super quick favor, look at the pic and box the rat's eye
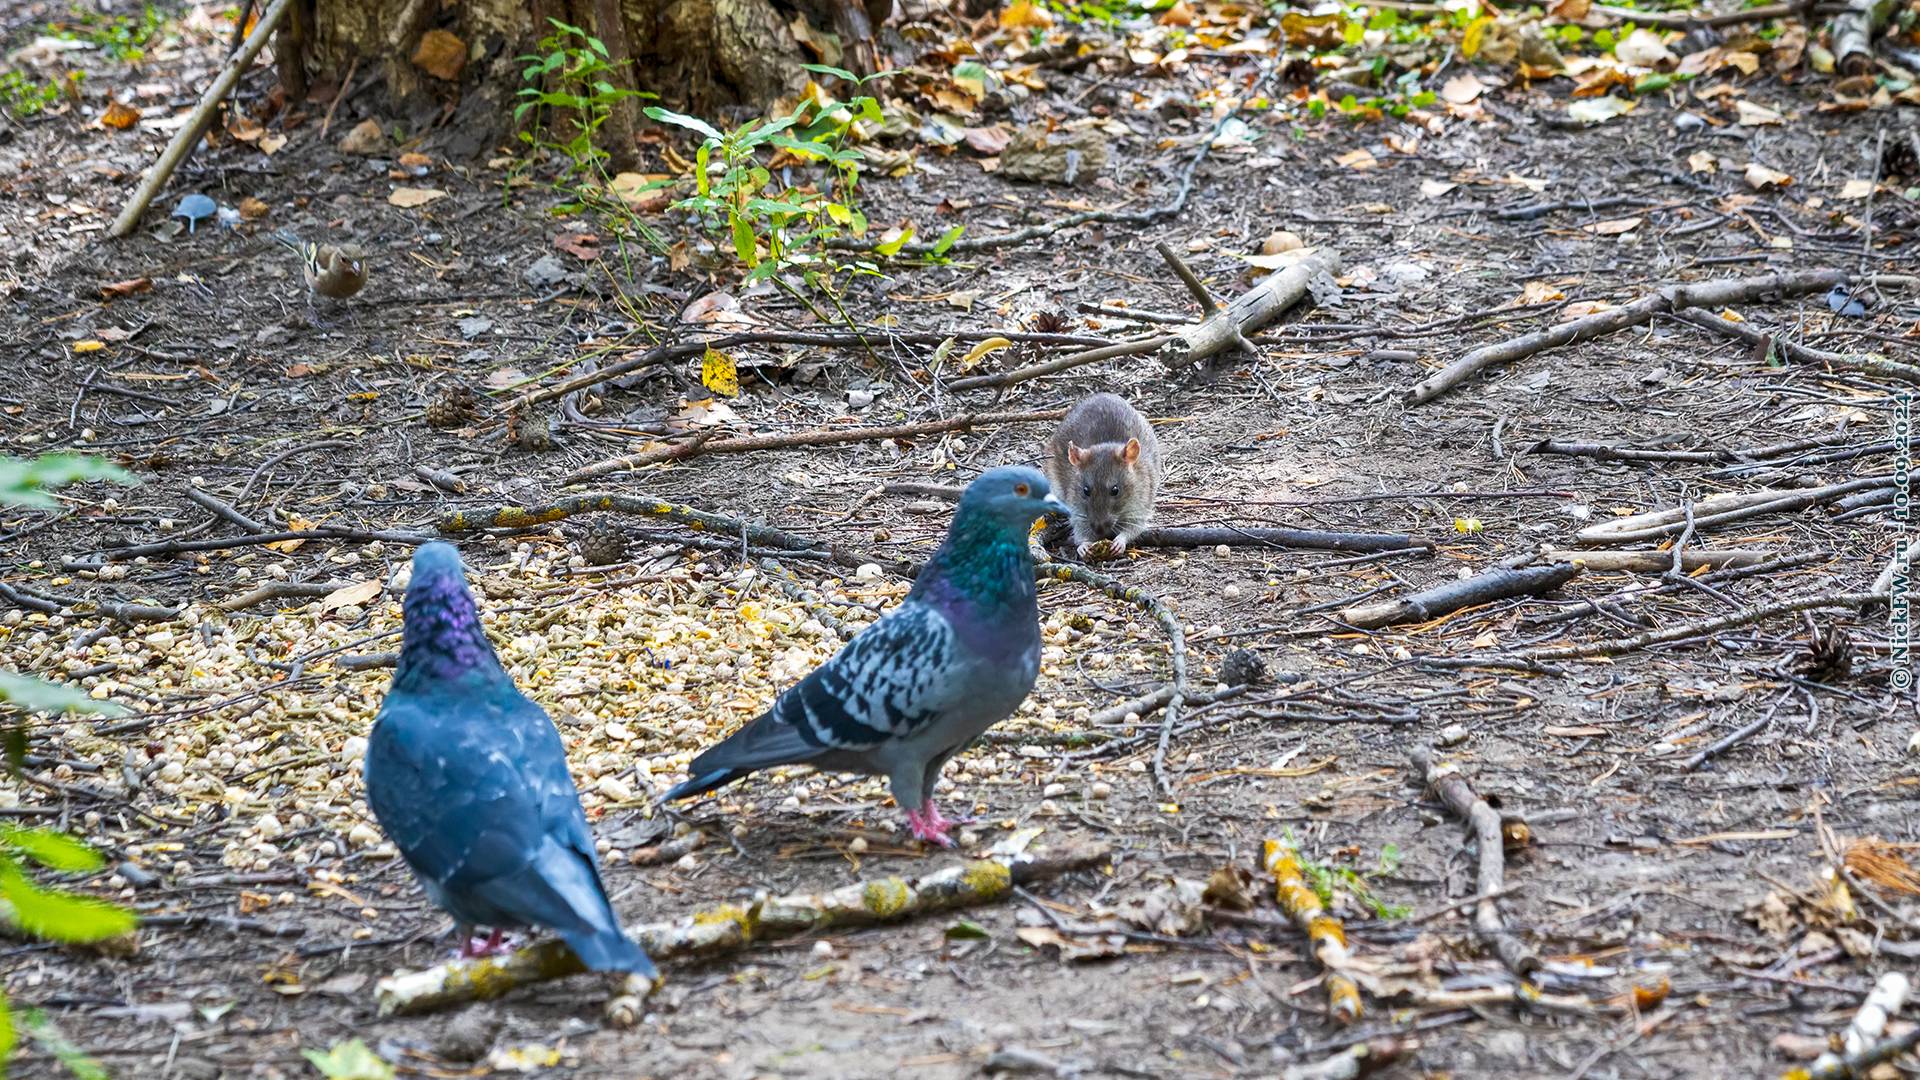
[1109,484,1121,497]
[1081,483,1092,498]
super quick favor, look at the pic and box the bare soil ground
[3,3,1919,1078]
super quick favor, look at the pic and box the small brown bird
[276,230,367,320]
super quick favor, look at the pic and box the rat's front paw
[1075,541,1099,560]
[1109,536,1130,555]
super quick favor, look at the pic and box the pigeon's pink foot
[922,800,975,831]
[904,806,957,848]
[458,928,513,959]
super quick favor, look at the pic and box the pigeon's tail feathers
[662,712,822,802]
[562,925,656,976]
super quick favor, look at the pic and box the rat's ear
[1067,442,1087,467]
[1119,438,1141,465]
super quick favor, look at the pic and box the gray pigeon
[664,466,1061,846]
[364,543,653,974]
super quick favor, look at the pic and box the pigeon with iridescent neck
[364,543,653,976]
[663,466,1062,847]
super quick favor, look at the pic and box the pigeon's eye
[1014,482,1030,496]
[1109,484,1121,497]
[1081,483,1092,498]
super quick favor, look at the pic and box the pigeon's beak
[1041,492,1070,514]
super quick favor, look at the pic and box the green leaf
[930,225,965,256]
[643,106,723,142]
[873,227,914,256]
[0,994,13,1077]
[585,34,609,57]
[302,1038,396,1080]
[945,918,990,940]
[0,861,137,944]
[0,672,125,717]
[20,1011,105,1080]
[0,455,135,510]
[801,63,859,83]
[0,828,105,874]
[729,213,759,267]
[694,143,712,198]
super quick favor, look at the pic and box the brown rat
[1043,392,1161,557]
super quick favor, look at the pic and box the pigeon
[664,466,1062,847]
[364,543,653,975]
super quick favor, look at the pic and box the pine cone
[1798,625,1854,683]
[425,385,477,429]
[506,409,556,451]
[578,524,628,566]
[1028,309,1074,334]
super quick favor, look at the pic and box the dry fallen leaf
[1735,99,1785,125]
[238,196,270,220]
[1566,96,1635,123]
[1687,150,1718,174]
[999,0,1053,29]
[387,187,449,208]
[100,98,139,130]
[1419,178,1458,199]
[1441,73,1485,104]
[412,28,467,81]
[320,580,381,613]
[1838,178,1875,199]
[1518,280,1566,304]
[1744,162,1792,189]
[1614,28,1677,68]
[1334,148,1379,170]
[1584,216,1643,235]
[99,277,153,299]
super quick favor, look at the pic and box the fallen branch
[1874,539,1920,597]
[1833,0,1901,75]
[1537,547,1772,573]
[1411,746,1539,979]
[436,494,918,578]
[1130,525,1433,556]
[1403,269,1846,406]
[375,840,1110,1017]
[1338,564,1580,629]
[1671,307,1920,384]
[1163,249,1343,369]
[109,0,294,237]
[1039,563,1188,797]
[77,526,430,564]
[1518,592,1882,661]
[214,580,354,612]
[1574,477,1890,545]
[1811,972,1909,1077]
[1263,837,1363,1022]
[560,409,1066,485]
[943,334,1172,393]
[1590,1,1836,27]
[1788,1022,1920,1080]
[184,486,268,533]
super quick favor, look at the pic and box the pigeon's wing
[367,691,616,935]
[667,601,962,796]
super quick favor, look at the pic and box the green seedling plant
[0,453,139,1079]
[1297,841,1412,920]
[646,65,909,314]
[52,4,167,62]
[0,70,81,119]
[514,18,664,254]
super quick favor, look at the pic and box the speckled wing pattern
[776,599,961,751]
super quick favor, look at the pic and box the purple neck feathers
[393,569,504,688]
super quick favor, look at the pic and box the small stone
[1223,584,1241,599]
[255,814,284,840]
[848,836,868,854]
[812,939,835,958]
[855,563,883,580]
[347,822,382,849]
[1214,545,1231,558]
[1042,782,1068,798]
[1089,781,1113,800]
[1437,723,1469,747]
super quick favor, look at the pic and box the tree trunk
[301,0,812,133]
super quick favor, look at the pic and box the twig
[437,494,917,578]
[1575,477,1890,544]
[1279,1039,1407,1080]
[1338,564,1580,629]
[1156,241,1220,312]
[318,54,358,138]
[1681,694,1788,771]
[1163,249,1342,370]
[109,0,294,237]
[1411,746,1539,978]
[1127,525,1433,556]
[1671,307,1920,384]
[1517,593,1882,661]
[80,526,431,563]
[943,335,1172,393]
[184,486,267,533]
[561,410,1065,485]
[1038,563,1188,797]
[213,580,355,612]
[1403,269,1846,406]
[1873,539,1920,597]
[1263,837,1363,1022]
[375,841,1110,1016]
[1538,547,1772,573]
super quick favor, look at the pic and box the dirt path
[3,3,1918,1077]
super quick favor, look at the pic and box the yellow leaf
[72,340,106,353]
[701,347,739,397]
[1454,517,1483,534]
[1462,15,1494,59]
[957,337,1013,371]
[1000,0,1053,28]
